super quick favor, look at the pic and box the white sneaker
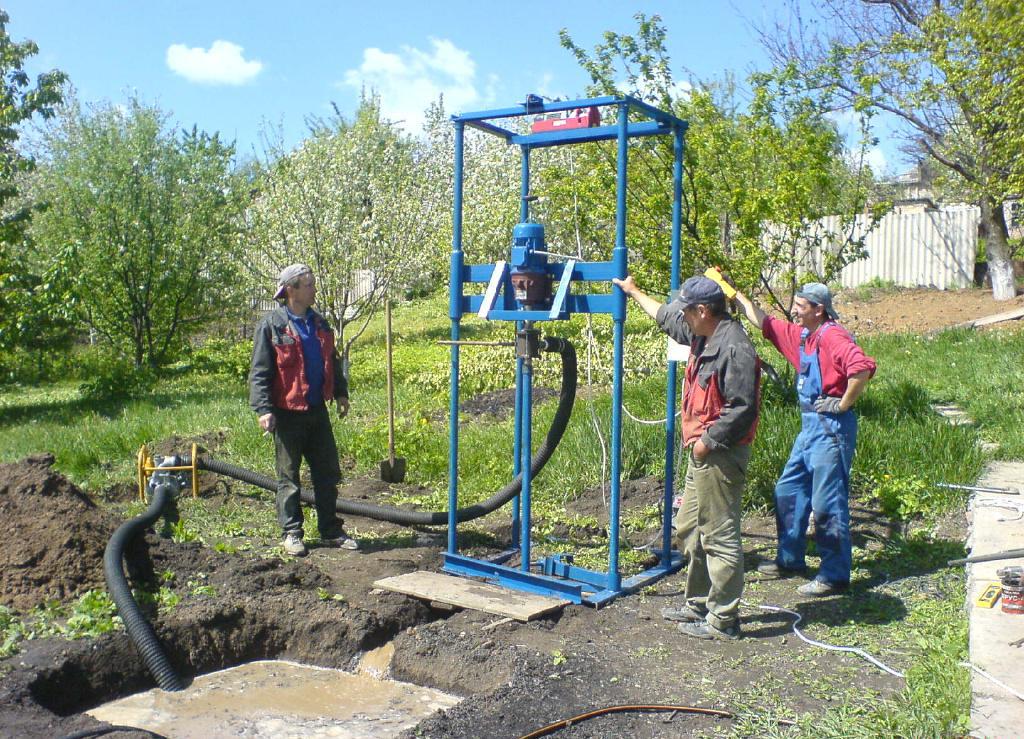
[321,529,359,551]
[283,532,307,557]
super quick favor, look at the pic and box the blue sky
[9,1,901,171]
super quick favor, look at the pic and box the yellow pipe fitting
[136,444,199,500]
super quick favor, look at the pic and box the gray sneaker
[283,531,307,557]
[320,529,359,550]
[756,561,807,578]
[660,604,707,623]
[677,619,741,641]
[797,579,847,597]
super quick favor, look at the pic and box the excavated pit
[0,455,487,738]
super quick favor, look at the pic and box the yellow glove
[703,267,736,299]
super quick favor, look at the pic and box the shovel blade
[380,458,407,483]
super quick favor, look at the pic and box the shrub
[190,337,253,381]
[78,357,156,402]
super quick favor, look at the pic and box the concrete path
[966,461,1024,738]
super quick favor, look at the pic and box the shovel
[379,298,406,482]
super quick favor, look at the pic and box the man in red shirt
[734,283,875,596]
[614,274,760,639]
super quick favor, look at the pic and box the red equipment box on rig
[530,106,601,133]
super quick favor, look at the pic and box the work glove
[813,396,844,414]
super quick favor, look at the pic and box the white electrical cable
[970,496,1024,522]
[960,661,1024,702]
[745,602,906,679]
[622,404,684,426]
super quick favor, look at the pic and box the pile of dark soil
[0,454,129,612]
[0,455,438,738]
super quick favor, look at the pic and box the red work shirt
[761,316,876,398]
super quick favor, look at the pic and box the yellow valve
[975,582,1002,609]
[136,444,200,500]
[703,267,736,299]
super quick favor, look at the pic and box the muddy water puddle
[86,658,460,738]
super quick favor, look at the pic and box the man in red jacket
[249,264,358,557]
[734,283,875,596]
[614,274,761,640]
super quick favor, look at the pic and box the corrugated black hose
[184,337,577,526]
[103,481,184,692]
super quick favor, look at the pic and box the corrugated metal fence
[799,205,980,289]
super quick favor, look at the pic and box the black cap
[678,276,725,308]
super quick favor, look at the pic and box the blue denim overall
[773,325,856,585]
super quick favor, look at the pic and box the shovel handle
[385,298,396,464]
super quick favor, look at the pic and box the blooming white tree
[246,95,441,363]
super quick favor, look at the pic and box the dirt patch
[832,286,1024,336]
[431,386,559,423]
[0,456,438,738]
[0,454,954,738]
[0,454,141,612]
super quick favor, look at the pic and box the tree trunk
[981,196,1017,301]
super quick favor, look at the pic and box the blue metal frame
[445,94,688,607]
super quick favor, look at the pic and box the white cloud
[341,38,493,132]
[534,73,562,101]
[166,40,263,86]
[828,109,893,174]
[863,145,888,174]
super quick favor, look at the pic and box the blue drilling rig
[444,94,688,606]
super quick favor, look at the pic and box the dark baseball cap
[795,282,839,320]
[677,275,725,309]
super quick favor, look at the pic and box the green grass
[0,297,1018,735]
[729,531,970,739]
[862,328,1024,459]
[1,590,122,658]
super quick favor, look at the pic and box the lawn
[1,294,1021,736]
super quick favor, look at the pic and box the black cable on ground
[185,337,577,527]
[58,725,168,739]
[103,482,184,692]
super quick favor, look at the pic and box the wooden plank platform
[950,306,1024,330]
[374,571,570,622]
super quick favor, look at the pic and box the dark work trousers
[673,444,751,631]
[273,403,344,538]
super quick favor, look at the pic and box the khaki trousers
[673,444,751,630]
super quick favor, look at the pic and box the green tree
[416,96,523,281]
[30,99,246,368]
[247,94,481,363]
[556,13,881,313]
[758,0,1024,299]
[0,10,67,369]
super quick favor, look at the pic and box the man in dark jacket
[249,263,358,557]
[613,274,760,640]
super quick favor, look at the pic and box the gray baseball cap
[273,263,313,300]
[795,282,839,320]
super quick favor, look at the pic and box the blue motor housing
[510,222,550,307]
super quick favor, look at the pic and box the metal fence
[800,205,980,290]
